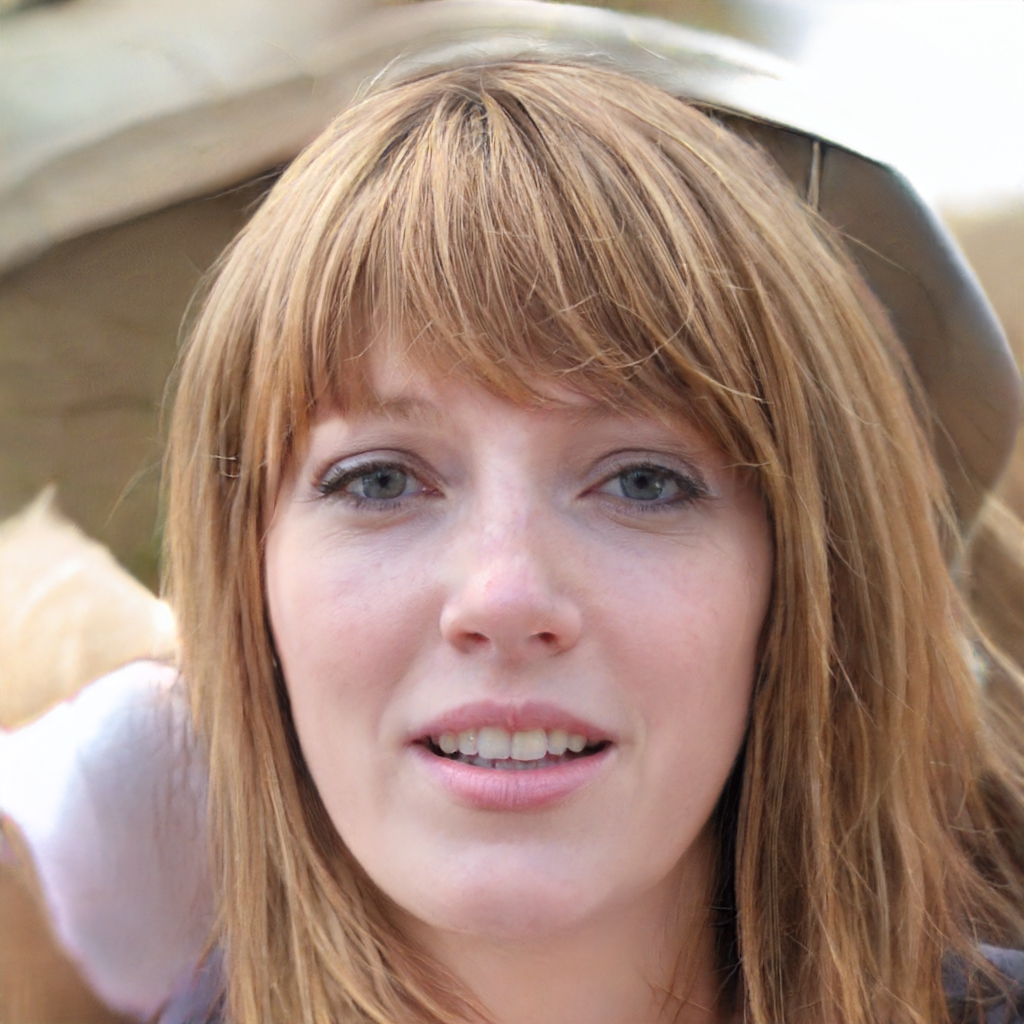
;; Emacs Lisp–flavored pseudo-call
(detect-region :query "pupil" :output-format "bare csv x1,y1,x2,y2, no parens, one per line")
621,469,665,501
362,468,407,500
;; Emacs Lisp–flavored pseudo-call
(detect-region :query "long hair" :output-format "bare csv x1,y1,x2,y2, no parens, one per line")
164,61,1024,1023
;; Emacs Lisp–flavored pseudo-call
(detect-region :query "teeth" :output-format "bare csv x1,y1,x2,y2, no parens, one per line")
477,727,512,760
433,726,599,760
547,729,568,756
511,729,547,761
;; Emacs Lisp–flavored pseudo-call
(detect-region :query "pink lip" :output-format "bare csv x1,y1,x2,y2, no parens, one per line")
408,701,617,811
410,742,614,811
410,700,614,744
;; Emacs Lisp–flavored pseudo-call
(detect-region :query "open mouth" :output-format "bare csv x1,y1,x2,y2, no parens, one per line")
423,726,610,770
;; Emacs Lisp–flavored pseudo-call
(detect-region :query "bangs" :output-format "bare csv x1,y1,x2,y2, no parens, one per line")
239,62,796,483
333,74,701,409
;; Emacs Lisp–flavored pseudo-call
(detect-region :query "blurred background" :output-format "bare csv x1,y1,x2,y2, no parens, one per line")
1,0,1020,586
0,1,1021,1020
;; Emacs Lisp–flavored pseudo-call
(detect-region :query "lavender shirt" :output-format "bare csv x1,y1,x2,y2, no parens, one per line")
2,662,1021,1023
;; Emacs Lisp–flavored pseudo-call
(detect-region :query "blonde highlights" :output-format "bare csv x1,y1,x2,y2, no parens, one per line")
164,62,1024,1022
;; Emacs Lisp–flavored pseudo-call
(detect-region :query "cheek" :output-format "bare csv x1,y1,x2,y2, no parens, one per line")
269,522,429,668
595,531,768,696
264,526,437,779
593,531,768,819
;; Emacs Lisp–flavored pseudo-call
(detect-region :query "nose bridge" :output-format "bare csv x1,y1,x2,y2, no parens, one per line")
439,476,581,659
475,501,548,602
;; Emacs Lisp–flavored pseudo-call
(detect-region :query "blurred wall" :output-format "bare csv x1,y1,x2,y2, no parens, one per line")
0,0,805,589
0,183,267,587
0,0,1018,585
0,3,1019,1022
945,204,1024,513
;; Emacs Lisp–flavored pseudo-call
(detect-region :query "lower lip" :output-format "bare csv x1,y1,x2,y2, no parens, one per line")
410,744,614,811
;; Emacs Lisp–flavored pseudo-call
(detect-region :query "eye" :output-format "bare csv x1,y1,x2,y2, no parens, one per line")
598,463,705,508
318,460,427,505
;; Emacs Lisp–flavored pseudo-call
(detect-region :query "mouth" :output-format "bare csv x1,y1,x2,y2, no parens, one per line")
411,707,616,809
422,726,611,770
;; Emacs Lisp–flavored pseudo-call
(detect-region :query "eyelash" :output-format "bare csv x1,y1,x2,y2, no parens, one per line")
595,462,708,515
317,459,430,509
316,459,708,513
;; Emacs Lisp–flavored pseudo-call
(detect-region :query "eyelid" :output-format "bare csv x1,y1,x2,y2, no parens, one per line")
585,459,712,518
314,451,434,498
591,450,711,495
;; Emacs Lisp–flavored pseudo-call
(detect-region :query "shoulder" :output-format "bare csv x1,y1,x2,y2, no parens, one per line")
945,945,1024,1024
1,661,213,1020
982,946,1024,1024
158,949,224,1024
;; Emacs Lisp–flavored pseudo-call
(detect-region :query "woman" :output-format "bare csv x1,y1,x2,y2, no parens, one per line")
158,47,1024,1024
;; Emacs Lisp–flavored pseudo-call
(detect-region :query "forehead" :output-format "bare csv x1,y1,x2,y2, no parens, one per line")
267,328,718,507
329,341,685,429
281,333,759,498
297,349,738,487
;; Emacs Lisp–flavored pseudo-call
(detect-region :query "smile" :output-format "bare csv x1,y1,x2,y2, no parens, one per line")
426,727,608,769
411,702,616,807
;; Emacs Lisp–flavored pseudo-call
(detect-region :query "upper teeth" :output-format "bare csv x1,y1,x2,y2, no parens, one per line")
435,727,590,760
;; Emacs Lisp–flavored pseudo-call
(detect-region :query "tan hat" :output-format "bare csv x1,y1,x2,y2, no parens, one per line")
359,0,1021,529
3,0,1016,525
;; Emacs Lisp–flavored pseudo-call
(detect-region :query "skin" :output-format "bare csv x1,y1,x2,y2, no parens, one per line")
266,355,771,1024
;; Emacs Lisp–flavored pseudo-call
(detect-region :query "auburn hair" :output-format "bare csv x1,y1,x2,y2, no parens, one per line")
164,61,1024,1023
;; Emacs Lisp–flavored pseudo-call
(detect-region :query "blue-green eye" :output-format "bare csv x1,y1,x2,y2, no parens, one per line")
600,464,703,506
619,467,671,501
353,466,411,500
319,461,424,504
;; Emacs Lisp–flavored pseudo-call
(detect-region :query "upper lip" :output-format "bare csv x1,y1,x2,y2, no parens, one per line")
410,700,616,745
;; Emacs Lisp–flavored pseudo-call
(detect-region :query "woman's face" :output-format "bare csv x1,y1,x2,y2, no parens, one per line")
266,354,772,943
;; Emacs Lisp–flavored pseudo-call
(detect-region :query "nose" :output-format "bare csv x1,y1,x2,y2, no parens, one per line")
439,513,583,663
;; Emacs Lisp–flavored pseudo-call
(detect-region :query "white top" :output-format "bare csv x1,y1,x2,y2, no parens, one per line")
2,660,1021,1023
0,660,213,1019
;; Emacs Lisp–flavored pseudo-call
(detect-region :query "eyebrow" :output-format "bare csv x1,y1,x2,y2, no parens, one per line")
353,386,677,433
359,394,448,423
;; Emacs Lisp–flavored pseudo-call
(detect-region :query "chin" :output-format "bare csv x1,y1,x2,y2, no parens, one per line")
423,891,599,942
385,846,613,941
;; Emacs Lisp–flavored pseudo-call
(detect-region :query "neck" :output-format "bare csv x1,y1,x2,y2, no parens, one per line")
401,835,735,1024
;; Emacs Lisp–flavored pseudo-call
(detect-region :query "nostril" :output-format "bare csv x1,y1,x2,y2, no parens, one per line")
440,589,583,658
